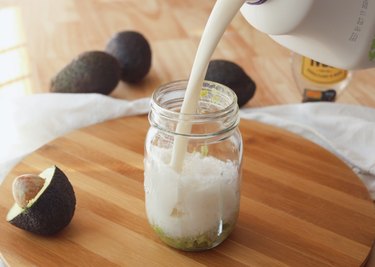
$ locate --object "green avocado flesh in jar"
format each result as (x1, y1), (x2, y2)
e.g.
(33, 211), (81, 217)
(152, 222), (235, 251)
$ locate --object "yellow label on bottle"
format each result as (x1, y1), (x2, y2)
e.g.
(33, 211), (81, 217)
(301, 57), (348, 84)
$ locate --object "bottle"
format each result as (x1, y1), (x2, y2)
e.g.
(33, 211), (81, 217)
(241, 0), (375, 70)
(291, 53), (353, 102)
(144, 80), (243, 251)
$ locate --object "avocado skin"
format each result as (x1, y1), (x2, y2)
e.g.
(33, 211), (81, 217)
(50, 51), (120, 94)
(205, 60), (256, 107)
(9, 166), (76, 235)
(105, 31), (152, 83)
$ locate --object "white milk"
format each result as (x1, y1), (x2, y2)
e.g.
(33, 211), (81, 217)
(145, 148), (240, 238)
(170, 0), (246, 171)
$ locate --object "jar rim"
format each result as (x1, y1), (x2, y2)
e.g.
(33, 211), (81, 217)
(151, 80), (238, 121)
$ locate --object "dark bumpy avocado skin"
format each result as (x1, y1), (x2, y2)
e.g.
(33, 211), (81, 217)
(105, 31), (152, 83)
(50, 51), (120, 94)
(9, 166), (76, 235)
(205, 60), (256, 107)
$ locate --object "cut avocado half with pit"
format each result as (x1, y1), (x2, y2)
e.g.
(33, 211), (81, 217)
(6, 166), (76, 235)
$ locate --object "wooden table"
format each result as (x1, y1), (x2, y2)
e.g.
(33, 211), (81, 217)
(1, 116), (375, 266)
(1, 0), (375, 107)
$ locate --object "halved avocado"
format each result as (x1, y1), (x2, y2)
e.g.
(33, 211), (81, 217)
(6, 166), (76, 235)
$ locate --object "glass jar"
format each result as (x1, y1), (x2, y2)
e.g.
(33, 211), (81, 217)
(144, 80), (243, 251)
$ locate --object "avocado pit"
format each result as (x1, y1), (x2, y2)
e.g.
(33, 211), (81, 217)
(12, 174), (45, 209)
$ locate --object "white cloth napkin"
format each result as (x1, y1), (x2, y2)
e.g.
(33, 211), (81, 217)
(1, 93), (374, 199)
(240, 103), (375, 199)
(0, 93), (150, 184)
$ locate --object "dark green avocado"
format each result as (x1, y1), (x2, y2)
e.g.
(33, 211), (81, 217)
(50, 51), (121, 94)
(205, 59), (256, 107)
(6, 166), (76, 235)
(105, 31), (152, 83)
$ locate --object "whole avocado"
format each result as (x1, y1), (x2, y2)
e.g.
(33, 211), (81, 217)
(50, 51), (121, 94)
(205, 60), (256, 107)
(105, 31), (152, 83)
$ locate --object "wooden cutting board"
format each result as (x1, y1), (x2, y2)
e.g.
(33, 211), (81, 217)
(1, 116), (375, 267)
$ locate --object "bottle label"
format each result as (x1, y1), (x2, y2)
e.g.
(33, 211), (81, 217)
(302, 88), (336, 102)
(301, 56), (348, 84)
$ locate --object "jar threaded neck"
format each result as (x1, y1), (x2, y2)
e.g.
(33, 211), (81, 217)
(149, 80), (240, 137)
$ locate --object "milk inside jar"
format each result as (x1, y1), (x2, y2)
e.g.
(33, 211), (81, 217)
(144, 81), (243, 251)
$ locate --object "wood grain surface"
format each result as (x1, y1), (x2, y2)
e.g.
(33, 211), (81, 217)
(0, 116), (374, 267)
(1, 0), (375, 107)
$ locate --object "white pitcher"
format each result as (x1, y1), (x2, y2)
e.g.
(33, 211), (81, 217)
(241, 0), (375, 70)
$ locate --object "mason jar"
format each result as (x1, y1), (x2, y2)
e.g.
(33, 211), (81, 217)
(144, 80), (243, 251)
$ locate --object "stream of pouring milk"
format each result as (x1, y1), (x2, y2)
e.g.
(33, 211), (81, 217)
(170, 0), (245, 171)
